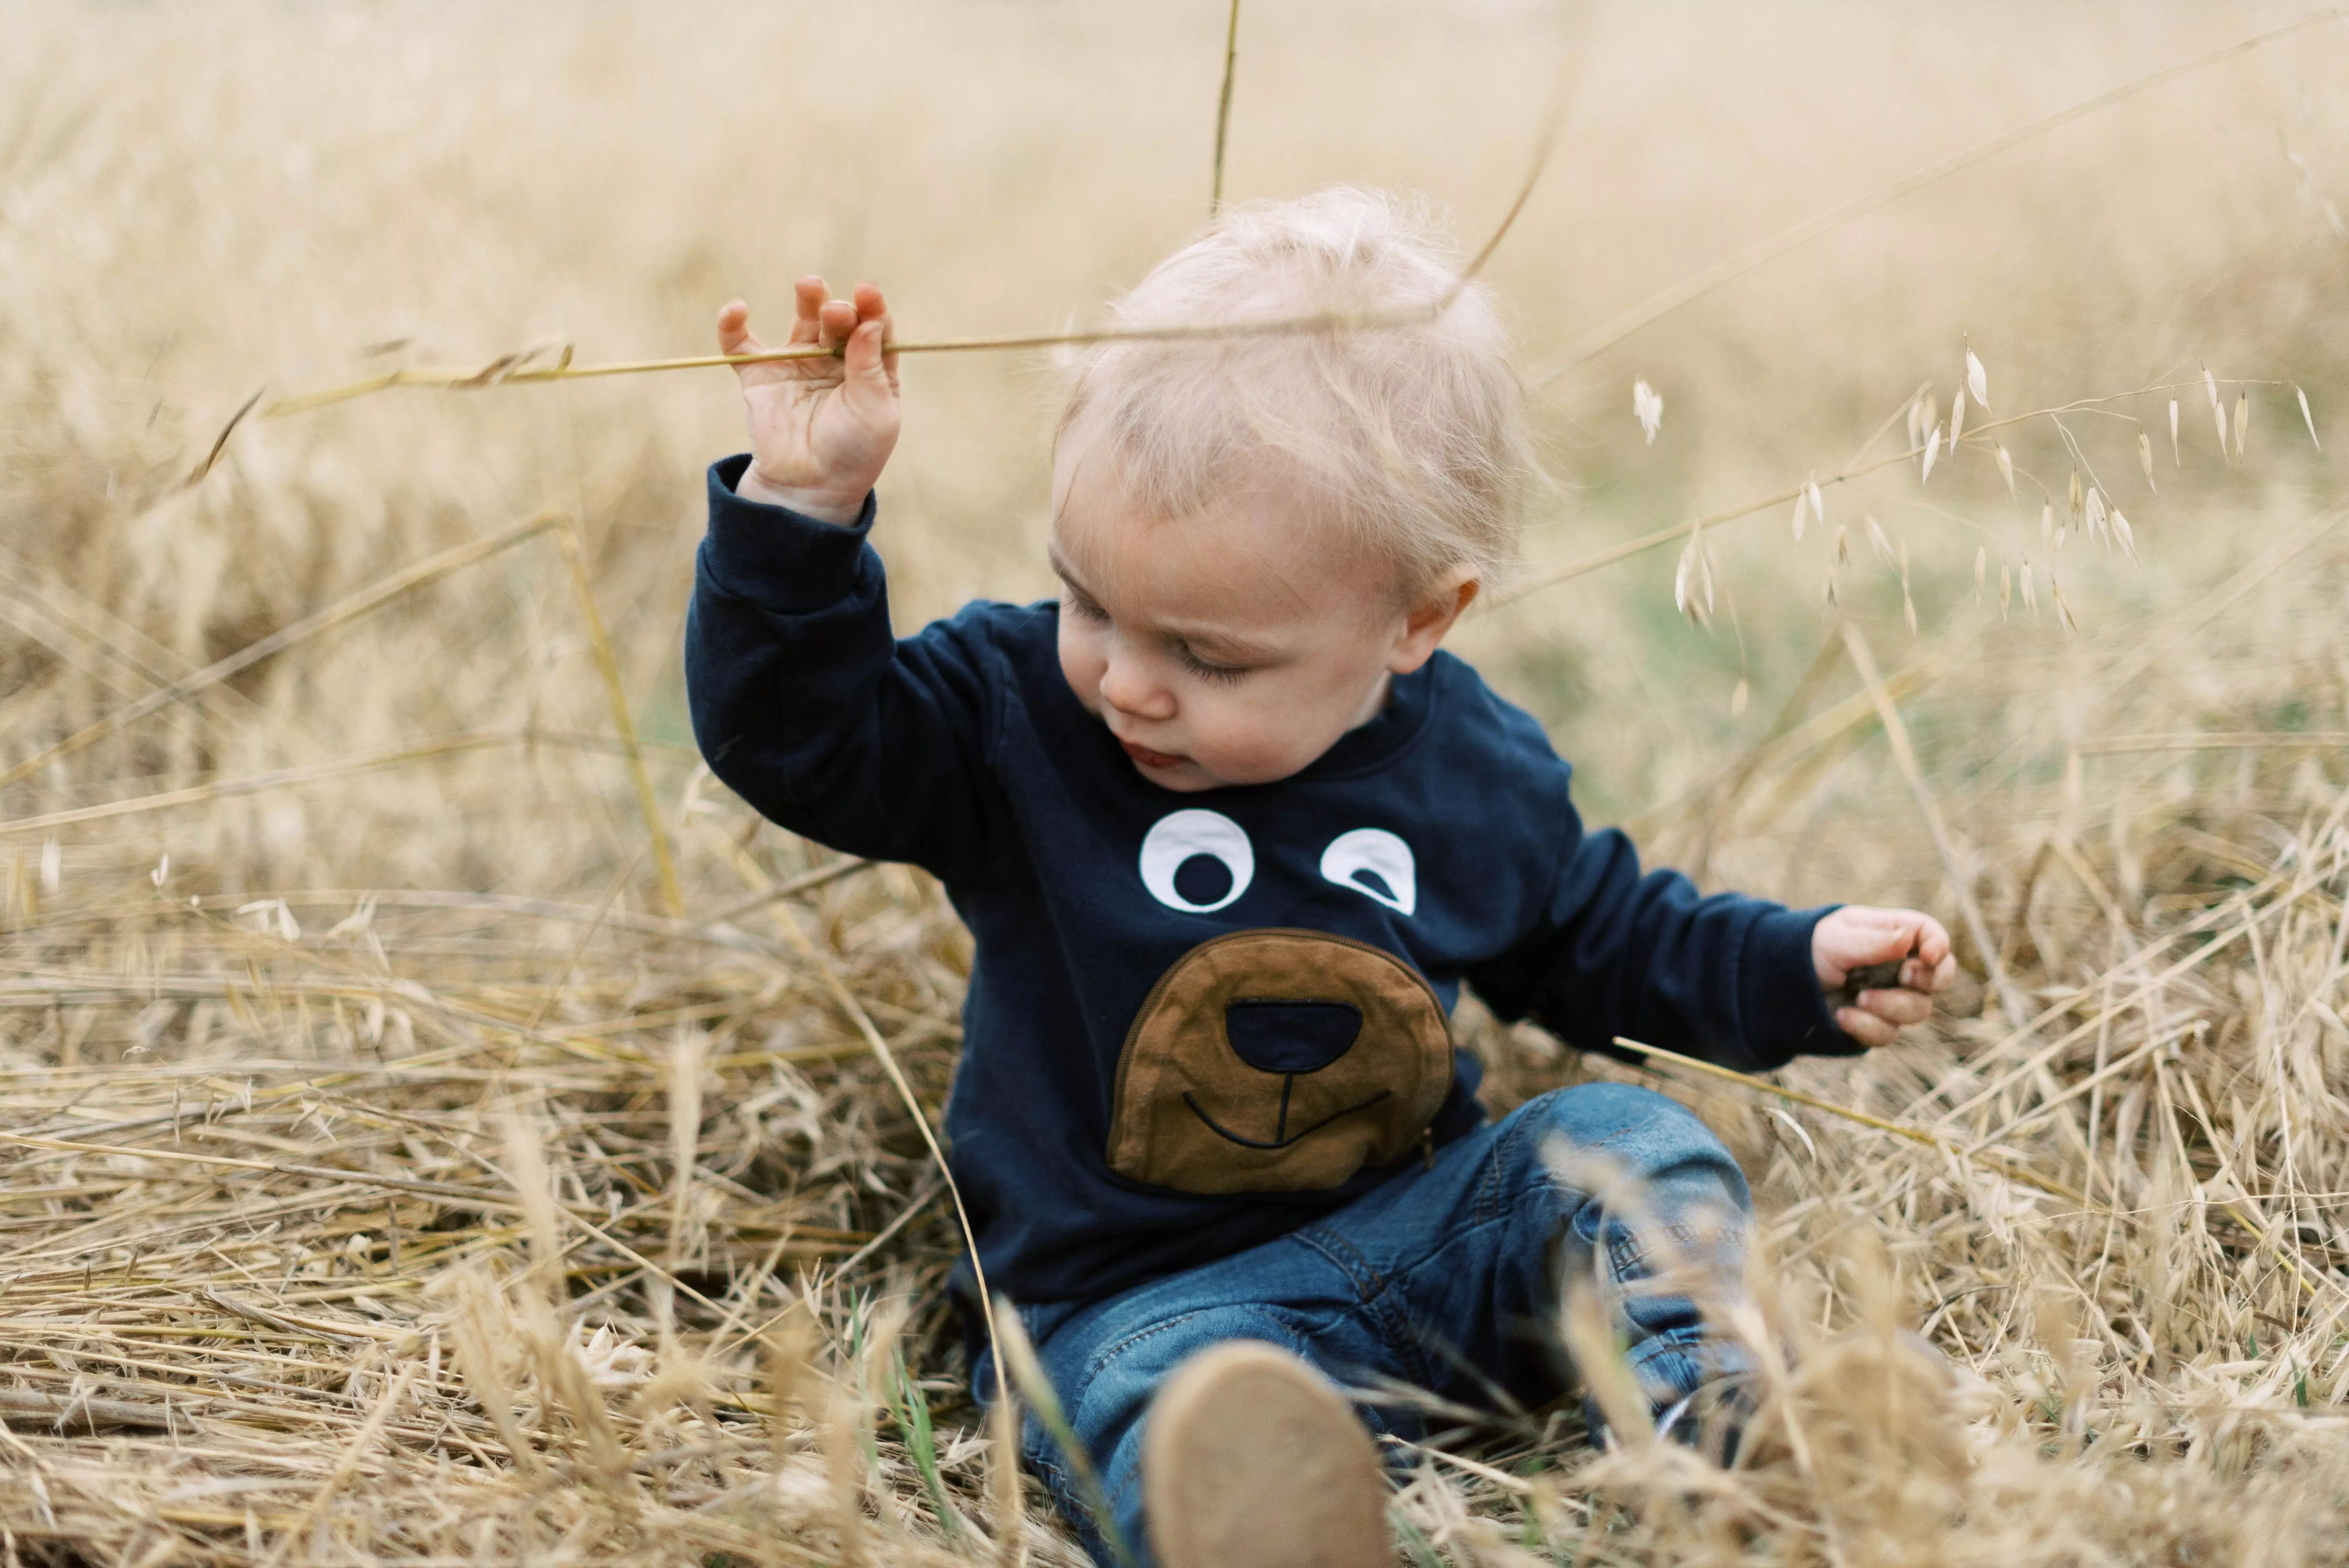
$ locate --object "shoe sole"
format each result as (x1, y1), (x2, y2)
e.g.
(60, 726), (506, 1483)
(1143, 1341), (1389, 1568)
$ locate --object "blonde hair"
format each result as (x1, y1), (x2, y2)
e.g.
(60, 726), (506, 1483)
(1058, 186), (1530, 596)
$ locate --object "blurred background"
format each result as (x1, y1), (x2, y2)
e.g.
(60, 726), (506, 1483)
(5, 3), (2349, 1562)
(10, 1), (2348, 877)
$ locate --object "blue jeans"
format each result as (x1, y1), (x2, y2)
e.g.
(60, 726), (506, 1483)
(972, 1083), (1754, 1566)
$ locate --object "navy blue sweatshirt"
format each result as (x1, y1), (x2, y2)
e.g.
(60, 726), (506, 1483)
(687, 456), (1853, 1304)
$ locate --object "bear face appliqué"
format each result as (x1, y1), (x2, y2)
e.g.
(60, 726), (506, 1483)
(1109, 813), (1453, 1195)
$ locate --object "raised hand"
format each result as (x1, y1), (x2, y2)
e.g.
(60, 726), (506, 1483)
(719, 276), (900, 526)
(1811, 904), (1957, 1048)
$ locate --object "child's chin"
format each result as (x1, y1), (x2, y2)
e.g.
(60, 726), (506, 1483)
(1137, 753), (1306, 792)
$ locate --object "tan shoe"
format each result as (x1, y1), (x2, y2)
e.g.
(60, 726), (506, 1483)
(1142, 1341), (1389, 1568)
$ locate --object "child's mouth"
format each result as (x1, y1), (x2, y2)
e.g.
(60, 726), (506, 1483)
(1119, 738), (1189, 771)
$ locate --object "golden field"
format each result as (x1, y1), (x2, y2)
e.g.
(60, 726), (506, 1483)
(4, 2), (2349, 1563)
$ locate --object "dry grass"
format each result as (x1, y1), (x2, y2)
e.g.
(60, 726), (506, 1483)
(7, 2), (2349, 1563)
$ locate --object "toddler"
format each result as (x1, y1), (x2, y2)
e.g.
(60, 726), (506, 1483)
(687, 188), (1952, 1568)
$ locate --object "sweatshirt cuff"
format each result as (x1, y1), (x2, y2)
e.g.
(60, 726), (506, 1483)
(702, 454), (878, 614)
(1738, 904), (1859, 1069)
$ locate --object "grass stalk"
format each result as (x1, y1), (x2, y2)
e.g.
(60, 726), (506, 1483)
(251, 32), (1565, 434)
(554, 523), (684, 916)
(1497, 379), (2247, 604)
(989, 1304), (1137, 1568)
(1209, 0), (1242, 214)
(1838, 620), (2027, 1026)
(766, 895), (1007, 1405)
(988, 1379), (1028, 1568)
(259, 1363), (417, 1566)
(0, 512), (561, 794)
(1528, 5), (2348, 380)
(1608, 1035), (2084, 1203)
(0, 731), (522, 838)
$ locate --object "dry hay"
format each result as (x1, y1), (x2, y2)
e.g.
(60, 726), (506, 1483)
(6, 542), (2349, 1566)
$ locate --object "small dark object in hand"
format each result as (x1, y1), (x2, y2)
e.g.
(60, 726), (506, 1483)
(1837, 956), (1911, 1006)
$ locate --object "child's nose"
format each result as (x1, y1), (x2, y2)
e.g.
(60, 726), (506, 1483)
(1100, 649), (1176, 721)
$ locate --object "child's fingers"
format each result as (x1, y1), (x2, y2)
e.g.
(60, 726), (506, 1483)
(1834, 1007), (1899, 1049)
(817, 298), (858, 351)
(1907, 915), (1953, 981)
(841, 317), (895, 396)
(716, 299), (747, 349)
(1861, 906), (1925, 952)
(1818, 907), (1953, 1017)
(1854, 986), (1933, 1028)
(716, 300), (759, 355)
(1915, 913), (1951, 959)
(852, 282), (899, 388)
(791, 276), (827, 344)
(718, 300), (791, 392)
(1816, 905), (1915, 980)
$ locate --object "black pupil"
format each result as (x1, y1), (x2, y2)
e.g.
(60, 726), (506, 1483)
(1173, 854), (1233, 906)
(1351, 869), (1393, 900)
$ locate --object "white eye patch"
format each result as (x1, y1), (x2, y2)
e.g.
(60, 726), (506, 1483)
(1138, 813), (1420, 919)
(1318, 827), (1416, 916)
(1139, 809), (1255, 913)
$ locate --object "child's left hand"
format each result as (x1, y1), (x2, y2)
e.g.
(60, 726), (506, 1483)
(1811, 905), (1957, 1048)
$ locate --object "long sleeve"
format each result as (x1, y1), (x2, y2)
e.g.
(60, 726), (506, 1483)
(685, 456), (1015, 886)
(1466, 797), (1854, 1073)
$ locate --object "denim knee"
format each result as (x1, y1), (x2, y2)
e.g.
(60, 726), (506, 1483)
(1503, 1086), (1757, 1421)
(1503, 1082), (1752, 1217)
(1073, 1304), (1314, 1431)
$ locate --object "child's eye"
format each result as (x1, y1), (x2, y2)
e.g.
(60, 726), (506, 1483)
(1064, 593), (1109, 623)
(1176, 643), (1253, 684)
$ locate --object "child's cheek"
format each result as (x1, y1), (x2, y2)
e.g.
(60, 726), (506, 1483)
(1057, 623), (1108, 716)
(1187, 697), (1315, 784)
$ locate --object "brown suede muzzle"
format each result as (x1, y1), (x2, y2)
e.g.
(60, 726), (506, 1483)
(1107, 928), (1454, 1194)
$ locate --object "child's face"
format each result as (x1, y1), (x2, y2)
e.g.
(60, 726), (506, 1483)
(1048, 438), (1474, 793)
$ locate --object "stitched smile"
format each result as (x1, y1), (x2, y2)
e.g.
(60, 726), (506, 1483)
(1180, 1089), (1393, 1150)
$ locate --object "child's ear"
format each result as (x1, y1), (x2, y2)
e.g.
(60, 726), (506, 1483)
(1388, 567), (1480, 674)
